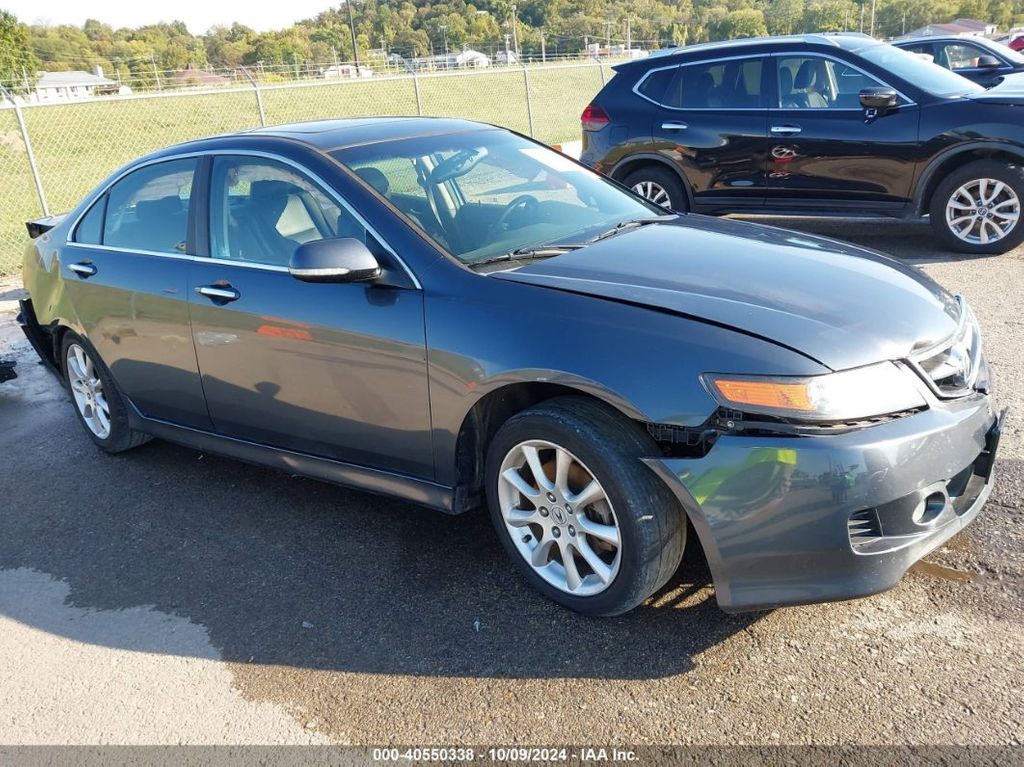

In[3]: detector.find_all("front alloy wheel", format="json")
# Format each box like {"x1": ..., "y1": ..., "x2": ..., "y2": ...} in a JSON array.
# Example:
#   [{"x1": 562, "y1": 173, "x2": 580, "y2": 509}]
[
  {"x1": 930, "y1": 160, "x2": 1024, "y2": 255},
  {"x1": 485, "y1": 396, "x2": 687, "y2": 616},
  {"x1": 631, "y1": 180, "x2": 672, "y2": 209},
  {"x1": 944, "y1": 178, "x2": 1020, "y2": 246},
  {"x1": 498, "y1": 440, "x2": 621, "y2": 596}
]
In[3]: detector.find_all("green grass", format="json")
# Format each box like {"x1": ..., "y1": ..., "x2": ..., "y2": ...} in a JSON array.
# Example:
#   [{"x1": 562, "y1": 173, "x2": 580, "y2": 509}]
[{"x1": 0, "y1": 61, "x2": 608, "y2": 276}]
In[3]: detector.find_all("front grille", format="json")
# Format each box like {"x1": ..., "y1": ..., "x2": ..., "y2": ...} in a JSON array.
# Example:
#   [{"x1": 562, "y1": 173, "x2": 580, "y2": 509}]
[{"x1": 912, "y1": 297, "x2": 983, "y2": 399}]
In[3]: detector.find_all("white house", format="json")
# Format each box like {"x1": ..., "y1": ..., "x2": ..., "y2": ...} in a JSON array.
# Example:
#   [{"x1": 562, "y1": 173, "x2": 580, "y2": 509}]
[
  {"x1": 321, "y1": 64, "x2": 374, "y2": 79},
  {"x1": 34, "y1": 68, "x2": 125, "y2": 102}
]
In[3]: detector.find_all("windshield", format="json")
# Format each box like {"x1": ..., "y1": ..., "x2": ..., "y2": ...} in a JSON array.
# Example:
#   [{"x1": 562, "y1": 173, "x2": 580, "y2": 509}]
[
  {"x1": 332, "y1": 130, "x2": 667, "y2": 265},
  {"x1": 859, "y1": 43, "x2": 984, "y2": 98}
]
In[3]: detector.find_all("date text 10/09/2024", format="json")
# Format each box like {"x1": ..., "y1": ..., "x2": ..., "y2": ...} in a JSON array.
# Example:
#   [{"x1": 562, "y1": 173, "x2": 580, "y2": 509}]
[{"x1": 372, "y1": 747, "x2": 640, "y2": 762}]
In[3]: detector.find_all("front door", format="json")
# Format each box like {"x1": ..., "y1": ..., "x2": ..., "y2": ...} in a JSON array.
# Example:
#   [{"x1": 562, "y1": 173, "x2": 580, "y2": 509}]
[
  {"x1": 767, "y1": 54, "x2": 921, "y2": 206},
  {"x1": 61, "y1": 157, "x2": 212, "y2": 429},
  {"x1": 188, "y1": 155, "x2": 433, "y2": 478},
  {"x1": 648, "y1": 56, "x2": 769, "y2": 208}
]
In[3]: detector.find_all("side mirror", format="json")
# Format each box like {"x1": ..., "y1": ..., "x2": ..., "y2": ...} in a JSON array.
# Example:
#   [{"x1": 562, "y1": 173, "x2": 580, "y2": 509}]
[
  {"x1": 859, "y1": 87, "x2": 899, "y2": 112},
  {"x1": 289, "y1": 238, "x2": 381, "y2": 283},
  {"x1": 976, "y1": 55, "x2": 1001, "y2": 70}
]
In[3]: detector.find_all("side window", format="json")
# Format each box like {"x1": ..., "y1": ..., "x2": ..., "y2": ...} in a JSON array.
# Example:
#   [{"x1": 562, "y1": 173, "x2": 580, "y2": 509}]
[
  {"x1": 938, "y1": 43, "x2": 994, "y2": 71},
  {"x1": 210, "y1": 157, "x2": 363, "y2": 267},
  {"x1": 74, "y1": 195, "x2": 107, "y2": 245},
  {"x1": 668, "y1": 58, "x2": 763, "y2": 109},
  {"x1": 103, "y1": 159, "x2": 196, "y2": 254},
  {"x1": 637, "y1": 67, "x2": 677, "y2": 104},
  {"x1": 777, "y1": 57, "x2": 893, "y2": 109}
]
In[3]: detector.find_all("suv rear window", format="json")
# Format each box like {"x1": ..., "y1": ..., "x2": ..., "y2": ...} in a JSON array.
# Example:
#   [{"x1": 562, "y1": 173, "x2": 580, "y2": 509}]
[
  {"x1": 636, "y1": 67, "x2": 677, "y2": 103},
  {"x1": 661, "y1": 58, "x2": 764, "y2": 109}
]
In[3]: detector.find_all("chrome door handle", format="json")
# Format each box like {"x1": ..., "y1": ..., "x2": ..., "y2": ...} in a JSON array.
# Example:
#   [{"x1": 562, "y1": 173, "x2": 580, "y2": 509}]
[
  {"x1": 195, "y1": 285, "x2": 240, "y2": 303},
  {"x1": 661, "y1": 121, "x2": 688, "y2": 131},
  {"x1": 770, "y1": 125, "x2": 802, "y2": 136},
  {"x1": 68, "y1": 262, "x2": 97, "y2": 278}
]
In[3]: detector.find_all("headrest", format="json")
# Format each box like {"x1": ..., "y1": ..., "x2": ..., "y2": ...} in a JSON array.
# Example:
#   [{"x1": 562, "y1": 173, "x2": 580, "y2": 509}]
[
  {"x1": 248, "y1": 180, "x2": 300, "y2": 218},
  {"x1": 356, "y1": 167, "x2": 390, "y2": 196},
  {"x1": 780, "y1": 66, "x2": 794, "y2": 94},
  {"x1": 135, "y1": 196, "x2": 182, "y2": 222},
  {"x1": 795, "y1": 60, "x2": 818, "y2": 89}
]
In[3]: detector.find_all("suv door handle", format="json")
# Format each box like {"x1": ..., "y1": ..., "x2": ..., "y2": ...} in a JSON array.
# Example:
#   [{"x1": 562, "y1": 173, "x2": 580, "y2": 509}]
[
  {"x1": 661, "y1": 121, "x2": 688, "y2": 131},
  {"x1": 195, "y1": 285, "x2": 240, "y2": 303},
  {"x1": 68, "y1": 262, "x2": 97, "y2": 278},
  {"x1": 770, "y1": 125, "x2": 802, "y2": 136}
]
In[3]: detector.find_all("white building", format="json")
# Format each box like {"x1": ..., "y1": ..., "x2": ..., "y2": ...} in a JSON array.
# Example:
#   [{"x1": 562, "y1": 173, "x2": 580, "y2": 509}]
[
  {"x1": 321, "y1": 64, "x2": 374, "y2": 79},
  {"x1": 410, "y1": 49, "x2": 491, "y2": 71},
  {"x1": 34, "y1": 68, "x2": 126, "y2": 102}
]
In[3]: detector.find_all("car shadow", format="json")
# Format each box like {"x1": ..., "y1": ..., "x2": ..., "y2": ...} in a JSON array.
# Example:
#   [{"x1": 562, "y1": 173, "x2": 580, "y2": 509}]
[{"x1": 0, "y1": 351, "x2": 760, "y2": 680}]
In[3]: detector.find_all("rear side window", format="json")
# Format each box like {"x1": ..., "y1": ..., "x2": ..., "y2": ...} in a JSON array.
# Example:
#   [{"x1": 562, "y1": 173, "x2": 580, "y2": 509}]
[
  {"x1": 664, "y1": 58, "x2": 764, "y2": 109},
  {"x1": 74, "y1": 195, "x2": 107, "y2": 245},
  {"x1": 103, "y1": 159, "x2": 196, "y2": 255},
  {"x1": 636, "y1": 67, "x2": 677, "y2": 103}
]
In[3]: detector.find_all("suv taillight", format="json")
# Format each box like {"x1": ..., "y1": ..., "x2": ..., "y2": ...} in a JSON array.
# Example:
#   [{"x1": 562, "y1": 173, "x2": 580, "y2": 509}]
[{"x1": 581, "y1": 104, "x2": 610, "y2": 132}]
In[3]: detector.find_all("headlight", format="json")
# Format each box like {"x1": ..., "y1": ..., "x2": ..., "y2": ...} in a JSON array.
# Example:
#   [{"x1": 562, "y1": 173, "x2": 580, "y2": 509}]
[{"x1": 703, "y1": 362, "x2": 927, "y2": 422}]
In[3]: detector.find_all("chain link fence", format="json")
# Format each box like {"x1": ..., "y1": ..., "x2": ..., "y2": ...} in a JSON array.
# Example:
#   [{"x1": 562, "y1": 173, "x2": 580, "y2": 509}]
[{"x1": 0, "y1": 60, "x2": 610, "y2": 277}]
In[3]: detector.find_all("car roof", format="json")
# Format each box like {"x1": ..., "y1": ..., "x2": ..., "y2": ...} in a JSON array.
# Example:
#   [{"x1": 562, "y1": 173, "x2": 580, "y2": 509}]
[
  {"x1": 617, "y1": 33, "x2": 882, "y2": 72},
  {"x1": 154, "y1": 116, "x2": 496, "y2": 160},
  {"x1": 894, "y1": 34, "x2": 1001, "y2": 47}
]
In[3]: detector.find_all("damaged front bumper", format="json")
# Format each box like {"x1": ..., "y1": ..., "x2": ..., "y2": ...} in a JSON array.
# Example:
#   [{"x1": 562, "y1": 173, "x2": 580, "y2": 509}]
[{"x1": 645, "y1": 394, "x2": 1003, "y2": 613}]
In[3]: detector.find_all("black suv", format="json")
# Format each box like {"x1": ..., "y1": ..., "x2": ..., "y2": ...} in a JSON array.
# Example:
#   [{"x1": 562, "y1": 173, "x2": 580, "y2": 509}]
[
  {"x1": 580, "y1": 34, "x2": 1024, "y2": 254},
  {"x1": 893, "y1": 34, "x2": 1024, "y2": 87}
]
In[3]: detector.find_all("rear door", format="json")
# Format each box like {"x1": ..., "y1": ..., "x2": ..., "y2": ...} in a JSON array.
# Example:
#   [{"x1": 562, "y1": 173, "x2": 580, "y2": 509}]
[
  {"x1": 645, "y1": 55, "x2": 769, "y2": 208},
  {"x1": 766, "y1": 53, "x2": 921, "y2": 207},
  {"x1": 61, "y1": 158, "x2": 211, "y2": 429},
  {"x1": 187, "y1": 154, "x2": 433, "y2": 478}
]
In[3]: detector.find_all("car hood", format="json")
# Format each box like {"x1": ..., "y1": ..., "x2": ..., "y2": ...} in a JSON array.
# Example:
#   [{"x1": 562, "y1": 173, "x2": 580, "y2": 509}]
[
  {"x1": 491, "y1": 216, "x2": 961, "y2": 371},
  {"x1": 966, "y1": 74, "x2": 1024, "y2": 102}
]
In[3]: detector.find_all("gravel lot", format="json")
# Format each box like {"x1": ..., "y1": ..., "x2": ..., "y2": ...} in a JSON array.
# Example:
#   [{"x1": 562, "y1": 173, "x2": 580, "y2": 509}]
[{"x1": 0, "y1": 217, "x2": 1021, "y2": 746}]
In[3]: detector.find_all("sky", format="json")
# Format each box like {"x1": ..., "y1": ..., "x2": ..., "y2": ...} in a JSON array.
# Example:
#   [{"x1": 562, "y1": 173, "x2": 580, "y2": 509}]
[{"x1": 4, "y1": 0, "x2": 339, "y2": 33}]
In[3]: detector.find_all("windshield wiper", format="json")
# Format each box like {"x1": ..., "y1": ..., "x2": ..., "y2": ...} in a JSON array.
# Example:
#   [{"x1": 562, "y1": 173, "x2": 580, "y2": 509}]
[
  {"x1": 470, "y1": 245, "x2": 579, "y2": 269},
  {"x1": 588, "y1": 216, "x2": 675, "y2": 244}
]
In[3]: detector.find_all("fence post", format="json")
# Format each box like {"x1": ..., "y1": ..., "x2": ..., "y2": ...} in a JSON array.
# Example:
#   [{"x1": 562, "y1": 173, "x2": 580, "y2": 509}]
[
  {"x1": 242, "y1": 67, "x2": 267, "y2": 127},
  {"x1": 412, "y1": 70, "x2": 423, "y2": 116},
  {"x1": 522, "y1": 65, "x2": 535, "y2": 137},
  {"x1": 0, "y1": 86, "x2": 49, "y2": 217},
  {"x1": 598, "y1": 60, "x2": 608, "y2": 85}
]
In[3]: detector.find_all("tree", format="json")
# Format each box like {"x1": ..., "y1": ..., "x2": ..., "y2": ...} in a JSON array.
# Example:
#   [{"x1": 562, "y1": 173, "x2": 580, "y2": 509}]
[
  {"x1": 766, "y1": 0, "x2": 806, "y2": 34},
  {"x1": 716, "y1": 7, "x2": 768, "y2": 38},
  {"x1": 0, "y1": 11, "x2": 38, "y2": 92}
]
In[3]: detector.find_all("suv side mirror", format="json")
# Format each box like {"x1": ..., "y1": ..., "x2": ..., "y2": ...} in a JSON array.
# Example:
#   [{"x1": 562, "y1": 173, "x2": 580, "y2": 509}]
[
  {"x1": 289, "y1": 238, "x2": 382, "y2": 283},
  {"x1": 859, "y1": 87, "x2": 899, "y2": 112},
  {"x1": 976, "y1": 55, "x2": 1002, "y2": 70}
]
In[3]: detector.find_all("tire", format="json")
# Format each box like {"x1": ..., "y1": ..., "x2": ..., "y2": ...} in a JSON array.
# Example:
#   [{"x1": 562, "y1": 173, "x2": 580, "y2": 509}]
[
  {"x1": 485, "y1": 396, "x2": 687, "y2": 617},
  {"x1": 929, "y1": 160, "x2": 1024, "y2": 255},
  {"x1": 623, "y1": 166, "x2": 689, "y2": 212},
  {"x1": 60, "y1": 331, "x2": 150, "y2": 454}
]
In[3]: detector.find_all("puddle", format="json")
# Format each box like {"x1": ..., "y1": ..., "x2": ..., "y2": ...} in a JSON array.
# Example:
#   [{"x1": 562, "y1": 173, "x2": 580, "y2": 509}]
[{"x1": 911, "y1": 560, "x2": 977, "y2": 583}]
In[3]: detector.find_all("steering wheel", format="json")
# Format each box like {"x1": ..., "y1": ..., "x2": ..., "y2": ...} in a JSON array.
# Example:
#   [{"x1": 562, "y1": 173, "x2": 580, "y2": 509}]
[{"x1": 491, "y1": 195, "x2": 540, "y2": 235}]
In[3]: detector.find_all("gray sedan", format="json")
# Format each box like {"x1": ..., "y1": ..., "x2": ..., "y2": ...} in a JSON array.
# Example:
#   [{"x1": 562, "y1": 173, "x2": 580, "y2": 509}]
[{"x1": 19, "y1": 118, "x2": 1002, "y2": 616}]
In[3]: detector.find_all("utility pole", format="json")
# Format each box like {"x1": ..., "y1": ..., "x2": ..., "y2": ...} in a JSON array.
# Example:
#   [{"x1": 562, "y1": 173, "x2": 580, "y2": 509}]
[
  {"x1": 292, "y1": 52, "x2": 300, "y2": 79},
  {"x1": 504, "y1": 33, "x2": 511, "y2": 65},
  {"x1": 902, "y1": 10, "x2": 907, "y2": 35},
  {"x1": 870, "y1": 0, "x2": 877, "y2": 37},
  {"x1": 150, "y1": 55, "x2": 162, "y2": 90},
  {"x1": 510, "y1": 4, "x2": 520, "y2": 60},
  {"x1": 859, "y1": 3, "x2": 865, "y2": 33},
  {"x1": 626, "y1": 16, "x2": 631, "y2": 53},
  {"x1": 439, "y1": 24, "x2": 449, "y2": 63},
  {"x1": 332, "y1": 45, "x2": 340, "y2": 72},
  {"x1": 346, "y1": 0, "x2": 361, "y2": 67},
  {"x1": 541, "y1": 29, "x2": 546, "y2": 63}
]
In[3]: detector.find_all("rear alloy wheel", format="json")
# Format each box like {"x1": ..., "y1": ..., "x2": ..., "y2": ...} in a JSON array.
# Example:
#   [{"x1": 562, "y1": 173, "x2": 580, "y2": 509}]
[
  {"x1": 486, "y1": 396, "x2": 687, "y2": 616},
  {"x1": 930, "y1": 160, "x2": 1024, "y2": 255},
  {"x1": 61, "y1": 332, "x2": 150, "y2": 453},
  {"x1": 622, "y1": 167, "x2": 689, "y2": 212}
]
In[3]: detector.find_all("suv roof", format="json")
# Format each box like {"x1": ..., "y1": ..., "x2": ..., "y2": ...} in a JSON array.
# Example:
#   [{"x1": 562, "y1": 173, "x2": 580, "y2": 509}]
[{"x1": 615, "y1": 33, "x2": 881, "y2": 73}]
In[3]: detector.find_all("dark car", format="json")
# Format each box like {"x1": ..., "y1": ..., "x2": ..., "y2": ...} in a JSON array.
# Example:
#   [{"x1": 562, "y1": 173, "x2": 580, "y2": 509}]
[
  {"x1": 580, "y1": 34, "x2": 1024, "y2": 254},
  {"x1": 893, "y1": 34, "x2": 1024, "y2": 87},
  {"x1": 19, "y1": 118, "x2": 1002, "y2": 616}
]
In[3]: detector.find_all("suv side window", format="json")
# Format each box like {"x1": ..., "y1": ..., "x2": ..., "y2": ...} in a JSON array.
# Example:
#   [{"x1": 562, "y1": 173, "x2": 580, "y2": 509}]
[
  {"x1": 103, "y1": 159, "x2": 196, "y2": 254},
  {"x1": 777, "y1": 56, "x2": 895, "y2": 109},
  {"x1": 663, "y1": 58, "x2": 764, "y2": 109},
  {"x1": 637, "y1": 67, "x2": 677, "y2": 104},
  {"x1": 209, "y1": 156, "x2": 364, "y2": 267}
]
